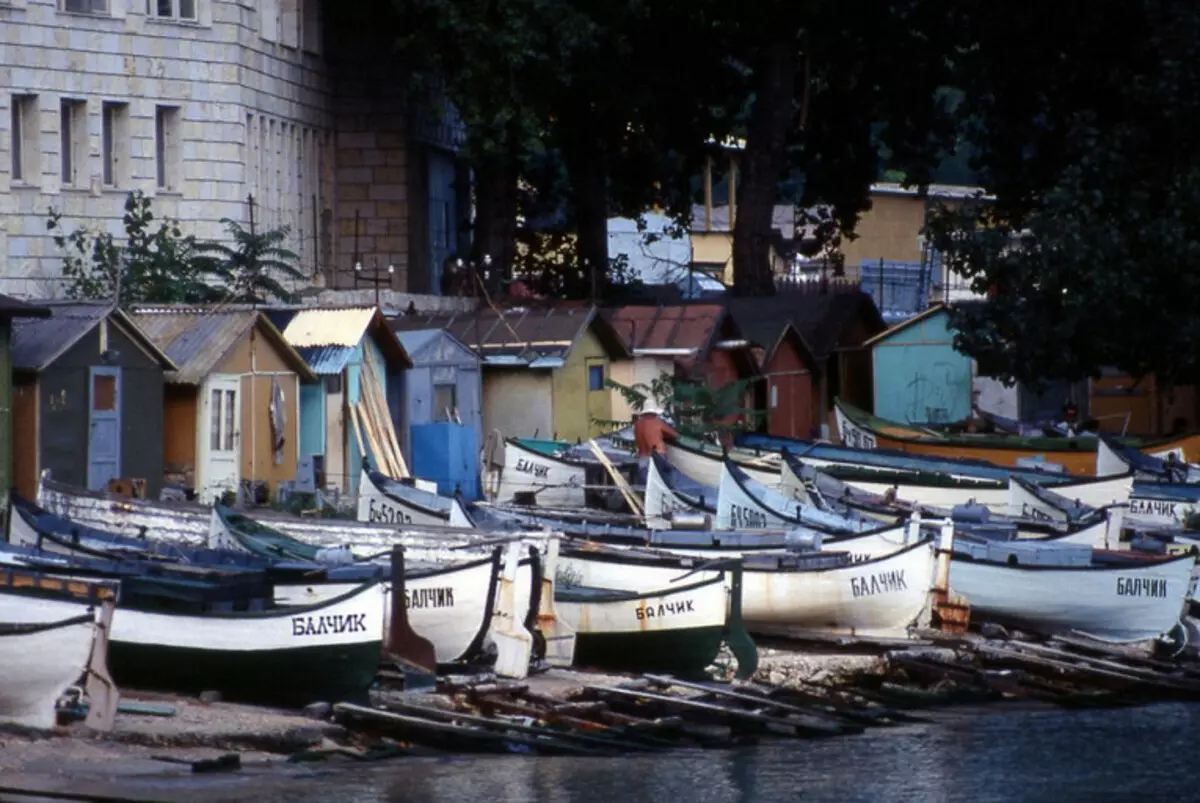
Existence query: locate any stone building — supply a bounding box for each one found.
[0,0,466,299]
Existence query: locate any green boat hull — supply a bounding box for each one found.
[107,639,382,707]
[572,625,725,678]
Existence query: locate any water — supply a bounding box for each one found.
[58,703,1200,802]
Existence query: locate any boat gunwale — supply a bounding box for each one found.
[556,570,728,605]
[0,612,95,638]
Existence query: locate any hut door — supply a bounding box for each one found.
[87,366,122,491]
[199,374,241,503]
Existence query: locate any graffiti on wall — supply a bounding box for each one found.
[905,361,972,424]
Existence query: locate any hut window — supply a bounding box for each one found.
[588,364,605,392]
[209,389,222,450]
[92,374,117,411]
[325,374,342,395]
[224,390,236,451]
[770,384,778,409]
[433,383,457,422]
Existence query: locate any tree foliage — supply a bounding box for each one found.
[49,192,303,307]
[49,191,220,305]
[929,1,1200,387]
[603,373,764,440]
[394,0,963,298]
[193,219,304,305]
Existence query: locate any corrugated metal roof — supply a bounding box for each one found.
[604,304,726,372]
[0,294,50,319]
[12,302,177,372]
[293,344,357,376]
[390,304,626,366]
[132,309,260,384]
[282,307,378,348]
[728,291,886,360]
[130,307,316,384]
[11,302,113,370]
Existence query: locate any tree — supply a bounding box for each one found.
[604,373,764,441]
[48,190,221,306]
[193,218,305,305]
[927,1,1200,388]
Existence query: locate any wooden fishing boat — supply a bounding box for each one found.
[949,539,1195,643]
[0,558,384,706]
[717,459,883,533]
[357,466,475,528]
[0,570,113,729]
[35,472,478,558]
[558,538,938,640]
[554,571,740,677]
[834,397,1200,476]
[643,453,716,528]
[1096,433,1200,483]
[209,504,539,667]
[483,437,591,509]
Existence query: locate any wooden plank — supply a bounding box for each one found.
[587,440,642,516]
[587,685,796,725]
[359,400,396,478]
[347,403,368,473]
[642,674,854,730]
[362,347,410,477]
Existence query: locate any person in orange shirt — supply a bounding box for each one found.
[634,407,679,485]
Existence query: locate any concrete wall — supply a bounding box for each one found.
[0,324,11,510]
[609,355,675,425]
[840,193,927,279]
[0,0,343,297]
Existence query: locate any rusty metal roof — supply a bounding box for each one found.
[603,304,729,372]
[130,307,316,384]
[390,303,625,367]
[12,302,177,372]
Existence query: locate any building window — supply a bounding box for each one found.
[10,94,37,184]
[63,0,109,13]
[155,105,180,191]
[588,364,605,392]
[148,0,196,19]
[101,101,129,188]
[59,99,86,187]
[301,0,321,53]
[325,374,342,395]
[433,383,457,422]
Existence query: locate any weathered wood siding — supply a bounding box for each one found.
[871,309,972,424]
[36,325,165,496]
[12,376,38,500]
[0,323,11,508]
[237,373,300,494]
[163,385,198,487]
[552,328,612,442]
[765,343,815,439]
[483,370,553,440]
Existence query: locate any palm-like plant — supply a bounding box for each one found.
[194,218,305,304]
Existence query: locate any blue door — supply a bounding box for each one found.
[87,366,122,491]
[428,150,458,293]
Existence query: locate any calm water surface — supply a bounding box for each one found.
[65,702,1200,802]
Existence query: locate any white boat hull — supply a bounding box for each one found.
[484,440,588,510]
[0,611,96,729]
[560,540,936,639]
[949,552,1194,643]
[556,578,728,636]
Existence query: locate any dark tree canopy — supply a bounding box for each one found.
[929,1,1200,388]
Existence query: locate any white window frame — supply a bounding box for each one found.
[146,0,197,20]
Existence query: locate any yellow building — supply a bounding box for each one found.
[391,304,628,442]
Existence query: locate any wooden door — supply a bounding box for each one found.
[87,366,121,491]
[198,374,241,502]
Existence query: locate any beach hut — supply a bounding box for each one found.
[392,303,628,443]
[863,304,973,425]
[728,313,819,439]
[395,328,483,498]
[0,295,50,514]
[11,302,176,500]
[272,306,412,496]
[131,307,317,503]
